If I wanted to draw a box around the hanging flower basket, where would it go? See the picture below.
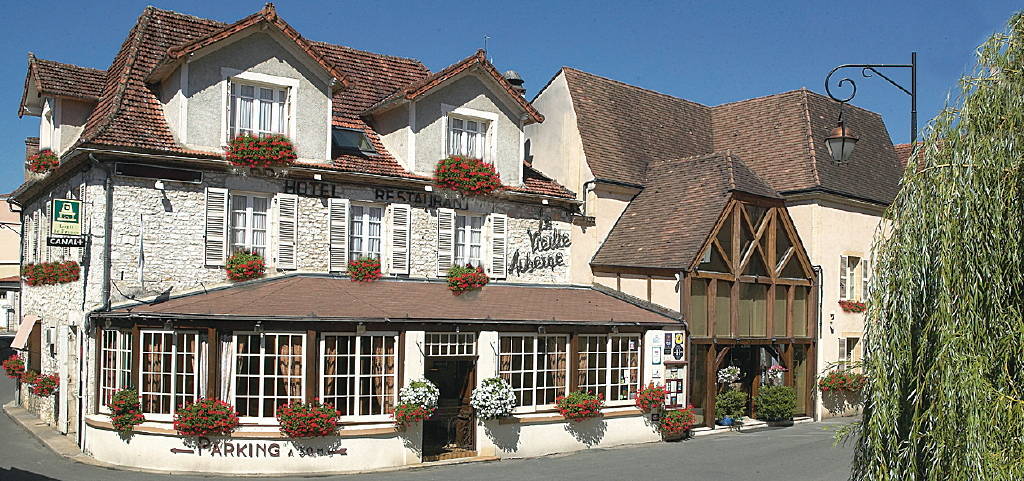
[839,300,867,313]
[348,257,382,282]
[433,156,503,195]
[224,134,298,168]
[22,261,80,286]
[225,251,265,282]
[470,377,517,420]
[635,383,668,413]
[555,391,605,422]
[717,365,742,384]
[447,264,489,295]
[393,379,440,428]
[108,389,145,437]
[3,355,25,379]
[276,399,340,438]
[27,149,60,174]
[173,398,240,437]
[31,373,59,397]
[659,407,697,440]
[819,370,868,392]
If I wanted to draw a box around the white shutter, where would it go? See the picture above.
[328,198,350,272]
[390,204,411,275]
[204,187,229,266]
[838,338,848,369]
[276,194,298,270]
[838,255,848,300]
[44,202,51,262]
[489,213,508,279]
[227,82,235,141]
[861,259,871,300]
[437,208,455,276]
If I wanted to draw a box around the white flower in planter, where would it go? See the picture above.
[399,379,440,409]
[717,365,742,384]
[470,377,517,420]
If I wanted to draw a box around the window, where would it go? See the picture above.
[498,335,568,409]
[839,255,862,300]
[228,82,288,140]
[230,194,269,257]
[425,332,476,357]
[234,332,304,419]
[577,335,641,403]
[349,205,383,260]
[455,214,483,267]
[447,117,487,158]
[838,337,861,370]
[331,128,376,157]
[862,259,872,300]
[139,331,200,416]
[320,333,397,418]
[99,329,132,412]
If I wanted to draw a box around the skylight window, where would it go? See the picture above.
[332,128,377,157]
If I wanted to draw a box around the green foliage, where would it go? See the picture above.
[714,389,747,419]
[753,385,795,422]
[852,12,1024,481]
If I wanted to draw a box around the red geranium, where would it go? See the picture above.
[27,149,60,174]
[348,257,382,282]
[108,389,145,436]
[224,134,297,168]
[173,398,240,437]
[555,391,605,422]
[393,402,434,428]
[659,406,697,437]
[819,370,868,392]
[225,251,265,282]
[276,399,340,438]
[838,300,867,313]
[635,383,668,413]
[2,355,26,379]
[433,156,503,195]
[446,264,489,295]
[30,373,59,397]
[22,261,80,286]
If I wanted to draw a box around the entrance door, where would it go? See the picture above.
[422,358,476,461]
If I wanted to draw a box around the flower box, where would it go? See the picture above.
[659,407,697,441]
[433,156,502,195]
[224,134,297,168]
[348,257,382,282]
[22,261,80,286]
[839,300,867,313]
[225,251,265,282]
[31,373,59,397]
[173,398,240,437]
[635,383,668,413]
[818,370,868,392]
[27,149,60,174]
[555,391,605,422]
[108,389,145,437]
[446,264,489,295]
[276,400,340,438]
[2,355,25,379]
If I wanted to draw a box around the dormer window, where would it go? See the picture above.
[447,116,487,158]
[332,127,377,157]
[228,81,289,140]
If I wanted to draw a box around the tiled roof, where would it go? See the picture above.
[367,50,544,124]
[23,54,106,102]
[561,67,712,186]
[592,152,777,269]
[512,165,576,198]
[111,275,680,325]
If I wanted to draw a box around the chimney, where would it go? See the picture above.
[503,70,526,96]
[24,137,39,181]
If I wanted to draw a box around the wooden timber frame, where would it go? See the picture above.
[685,195,818,427]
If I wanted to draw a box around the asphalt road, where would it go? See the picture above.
[0,369,856,481]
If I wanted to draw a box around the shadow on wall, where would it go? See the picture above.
[399,424,423,458]
[483,420,521,453]
[821,390,864,416]
[564,418,607,447]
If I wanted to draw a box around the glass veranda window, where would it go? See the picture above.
[498,335,568,409]
[455,214,483,267]
[447,117,486,158]
[139,330,200,416]
[230,194,268,258]
[229,82,288,140]
[233,332,304,419]
[99,329,132,411]
[349,205,383,260]
[320,334,398,418]
[578,335,641,402]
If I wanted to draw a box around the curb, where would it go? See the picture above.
[3,401,114,469]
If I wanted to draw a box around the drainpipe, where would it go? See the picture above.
[813,264,823,421]
[89,153,113,311]
[580,180,595,216]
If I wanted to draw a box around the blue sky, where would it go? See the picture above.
[1,0,1018,193]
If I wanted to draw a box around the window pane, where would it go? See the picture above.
[715,281,732,336]
[792,287,808,337]
[689,280,708,337]
[773,286,788,337]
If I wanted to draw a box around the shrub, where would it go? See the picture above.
[173,398,240,437]
[819,370,868,392]
[225,251,265,282]
[556,391,605,422]
[27,149,60,173]
[276,400,340,438]
[2,355,25,379]
[470,377,517,420]
[754,385,796,422]
[108,389,145,436]
[659,407,697,437]
[635,383,668,413]
[22,261,80,286]
[31,373,59,397]
[348,257,382,282]
[447,264,489,295]
[715,389,747,419]
[433,156,502,195]
[225,134,297,168]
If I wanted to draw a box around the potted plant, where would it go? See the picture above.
[555,391,605,422]
[108,389,145,438]
[2,355,25,379]
[765,364,788,387]
[347,256,382,282]
[27,149,60,174]
[433,156,503,195]
[173,398,240,437]
[635,383,668,413]
[717,365,742,384]
[714,389,747,426]
[470,377,517,420]
[754,385,796,425]
[393,379,439,428]
[446,264,489,295]
[224,134,297,168]
[276,399,340,438]
[659,406,697,441]
[225,251,265,282]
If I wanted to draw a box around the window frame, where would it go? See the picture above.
[348,203,384,261]
[498,333,570,414]
[137,329,201,420]
[220,69,300,148]
[98,329,133,414]
[318,331,399,422]
[454,213,484,267]
[228,193,270,259]
[442,105,498,162]
[231,331,306,423]
[577,334,642,406]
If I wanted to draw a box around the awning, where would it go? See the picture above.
[11,315,39,350]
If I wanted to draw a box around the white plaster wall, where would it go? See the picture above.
[372,104,411,170]
[526,70,588,198]
[57,99,91,155]
[479,412,661,460]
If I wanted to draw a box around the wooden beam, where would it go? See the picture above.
[207,328,219,399]
[693,271,735,281]
[681,274,691,327]
[568,333,580,392]
[131,325,140,392]
[731,281,739,338]
[306,330,317,403]
[705,344,716,428]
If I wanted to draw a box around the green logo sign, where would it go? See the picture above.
[51,199,82,236]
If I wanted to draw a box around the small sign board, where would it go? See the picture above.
[47,236,85,248]
[51,199,82,236]
[672,344,685,361]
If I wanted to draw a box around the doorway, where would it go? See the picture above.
[422,358,476,461]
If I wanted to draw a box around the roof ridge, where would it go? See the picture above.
[800,89,822,186]
[713,87,808,108]
[562,66,709,110]
[31,56,107,74]
[147,5,227,27]
[310,40,426,68]
[725,150,737,190]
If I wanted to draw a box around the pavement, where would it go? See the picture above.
[0,370,857,481]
